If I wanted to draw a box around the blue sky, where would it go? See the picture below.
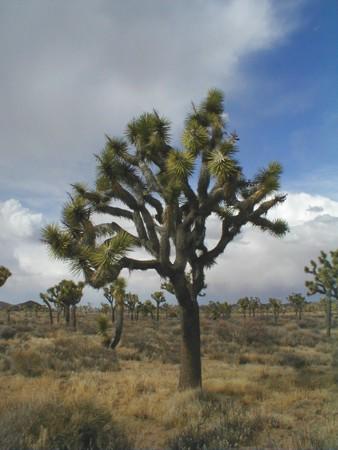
[227,0,338,192]
[0,0,337,304]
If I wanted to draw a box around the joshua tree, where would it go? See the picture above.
[109,277,126,348]
[287,293,305,321]
[237,297,250,318]
[40,292,55,326]
[125,292,139,320]
[305,250,338,337]
[0,266,11,287]
[57,280,85,329]
[248,296,260,317]
[141,300,156,320]
[151,290,166,321]
[268,298,282,324]
[103,284,116,323]
[0,266,12,323]
[42,89,288,389]
[207,300,231,320]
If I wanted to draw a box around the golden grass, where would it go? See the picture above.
[0,311,338,448]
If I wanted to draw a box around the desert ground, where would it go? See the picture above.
[0,306,337,449]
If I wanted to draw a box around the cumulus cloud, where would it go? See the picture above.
[0,0,302,206]
[1,191,338,305]
[0,199,70,302]
[205,192,338,302]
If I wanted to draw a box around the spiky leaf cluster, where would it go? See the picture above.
[305,250,338,299]
[0,266,11,287]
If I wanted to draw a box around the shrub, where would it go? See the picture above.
[0,395,132,450]
[3,336,119,376]
[0,326,16,339]
[167,399,262,449]
[276,352,307,369]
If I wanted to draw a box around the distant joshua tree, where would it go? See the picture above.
[151,291,166,321]
[248,297,260,317]
[207,301,231,320]
[268,298,282,324]
[103,284,116,323]
[237,297,250,318]
[58,280,85,329]
[305,250,338,337]
[124,292,139,320]
[287,293,306,321]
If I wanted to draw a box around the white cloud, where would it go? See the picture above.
[205,192,338,302]
[0,199,42,239]
[0,199,70,302]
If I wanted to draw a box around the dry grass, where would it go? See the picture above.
[0,310,337,449]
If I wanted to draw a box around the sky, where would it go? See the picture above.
[0,0,337,305]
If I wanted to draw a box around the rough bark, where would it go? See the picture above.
[326,298,332,337]
[178,301,202,389]
[65,305,70,326]
[109,302,124,349]
[71,305,77,330]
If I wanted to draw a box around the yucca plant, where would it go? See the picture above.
[42,89,288,389]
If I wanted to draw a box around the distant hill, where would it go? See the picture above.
[15,300,45,310]
[0,300,45,310]
[0,301,11,310]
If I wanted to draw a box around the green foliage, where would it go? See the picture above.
[0,266,11,287]
[305,250,338,299]
[206,301,231,320]
[288,293,306,320]
[97,315,109,335]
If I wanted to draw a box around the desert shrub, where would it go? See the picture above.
[9,348,47,376]
[0,326,16,339]
[276,351,307,369]
[167,397,262,449]
[0,395,132,450]
[331,348,338,368]
[3,336,119,376]
[236,320,277,346]
[279,329,320,348]
[215,321,236,341]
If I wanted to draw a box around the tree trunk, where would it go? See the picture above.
[65,305,70,326]
[178,301,202,390]
[71,305,77,330]
[109,302,124,349]
[42,299,53,326]
[326,298,332,337]
[7,308,10,324]
[111,304,115,323]
[156,303,160,321]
